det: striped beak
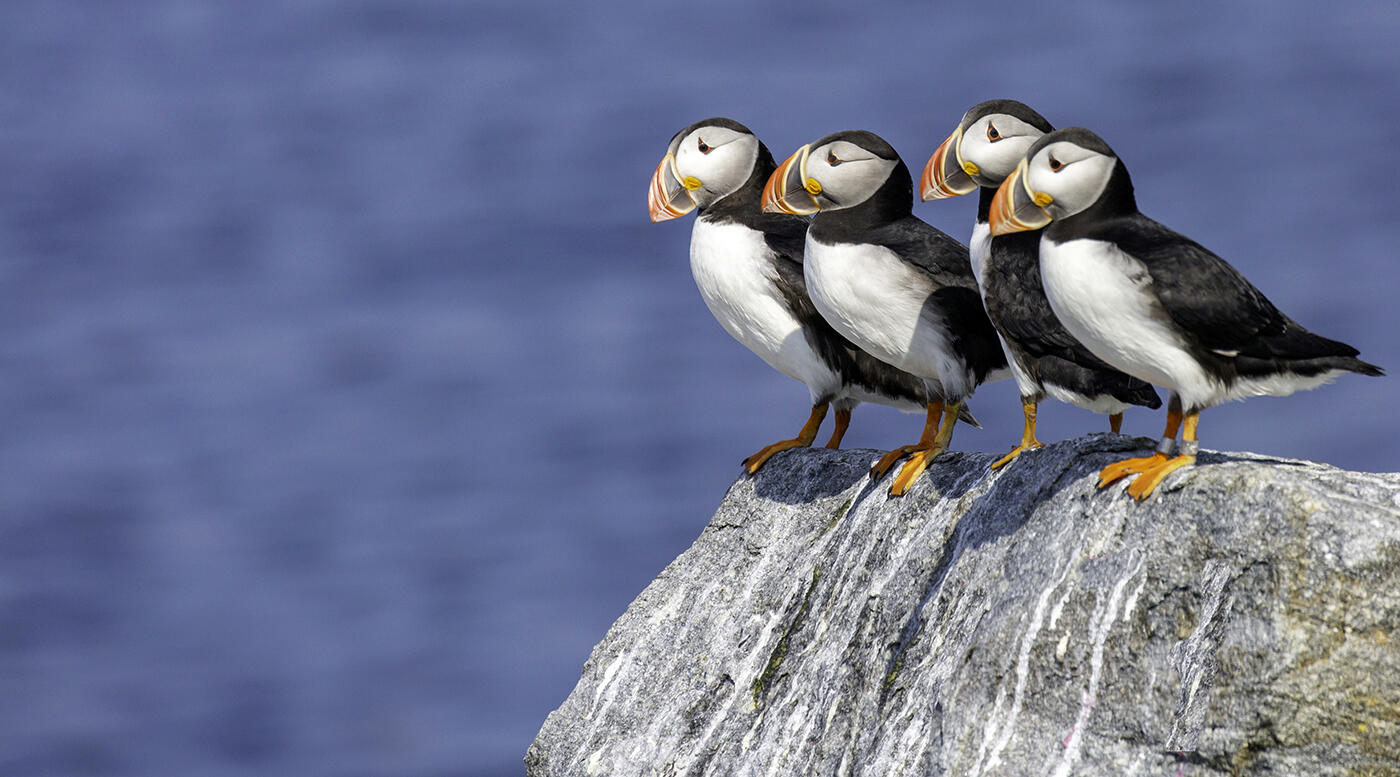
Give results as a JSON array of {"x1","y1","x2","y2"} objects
[
  {"x1": 761, "y1": 144, "x2": 820, "y2": 215},
  {"x1": 648, "y1": 153, "x2": 698, "y2": 222},
  {"x1": 988, "y1": 159, "x2": 1052, "y2": 235},
  {"x1": 920, "y1": 126, "x2": 978, "y2": 200}
]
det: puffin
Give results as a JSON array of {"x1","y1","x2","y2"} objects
[
  {"x1": 921, "y1": 100, "x2": 1160, "y2": 469},
  {"x1": 761, "y1": 130, "x2": 1006, "y2": 495},
  {"x1": 989, "y1": 126, "x2": 1383, "y2": 500},
  {"x1": 648, "y1": 117, "x2": 936, "y2": 474}
]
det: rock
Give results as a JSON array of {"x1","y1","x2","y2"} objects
[{"x1": 526, "y1": 435, "x2": 1400, "y2": 776}]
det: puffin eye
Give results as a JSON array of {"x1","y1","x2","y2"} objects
[
  {"x1": 1048, "y1": 155, "x2": 1063, "y2": 172},
  {"x1": 827, "y1": 151, "x2": 842, "y2": 167},
  {"x1": 697, "y1": 138, "x2": 711, "y2": 154},
  {"x1": 986, "y1": 124, "x2": 1001, "y2": 142}
]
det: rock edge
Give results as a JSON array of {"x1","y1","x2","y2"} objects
[{"x1": 529, "y1": 435, "x2": 1400, "y2": 776}]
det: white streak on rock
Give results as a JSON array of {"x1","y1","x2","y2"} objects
[
  {"x1": 977, "y1": 559, "x2": 1077, "y2": 776},
  {"x1": 1049, "y1": 555, "x2": 1143, "y2": 777}
]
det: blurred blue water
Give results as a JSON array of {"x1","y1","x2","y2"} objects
[{"x1": 1, "y1": 1, "x2": 1397, "y2": 775}]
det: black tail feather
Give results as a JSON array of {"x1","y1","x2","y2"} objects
[
  {"x1": 1036, "y1": 355, "x2": 1163, "y2": 409},
  {"x1": 1118, "y1": 379, "x2": 1164, "y2": 409},
  {"x1": 1233, "y1": 354, "x2": 1384, "y2": 379},
  {"x1": 1230, "y1": 316, "x2": 1382, "y2": 380},
  {"x1": 1355, "y1": 360, "x2": 1386, "y2": 377}
]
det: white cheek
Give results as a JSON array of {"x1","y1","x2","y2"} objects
[
  {"x1": 1042, "y1": 155, "x2": 1114, "y2": 216},
  {"x1": 693, "y1": 151, "x2": 727, "y2": 182},
  {"x1": 678, "y1": 142, "x2": 756, "y2": 203},
  {"x1": 673, "y1": 145, "x2": 701, "y2": 179},
  {"x1": 701, "y1": 153, "x2": 737, "y2": 192},
  {"x1": 979, "y1": 137, "x2": 1036, "y2": 181},
  {"x1": 824, "y1": 159, "x2": 895, "y2": 209},
  {"x1": 713, "y1": 141, "x2": 758, "y2": 195}
]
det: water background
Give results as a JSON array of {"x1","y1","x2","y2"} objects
[{"x1": 2, "y1": 2, "x2": 1397, "y2": 775}]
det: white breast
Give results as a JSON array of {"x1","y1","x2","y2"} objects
[
  {"x1": 802, "y1": 236, "x2": 972, "y2": 400},
  {"x1": 968, "y1": 221, "x2": 992, "y2": 290},
  {"x1": 689, "y1": 219, "x2": 839, "y2": 400},
  {"x1": 1038, "y1": 237, "x2": 1220, "y2": 409}
]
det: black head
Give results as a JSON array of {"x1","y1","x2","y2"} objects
[{"x1": 959, "y1": 100, "x2": 1053, "y2": 134}]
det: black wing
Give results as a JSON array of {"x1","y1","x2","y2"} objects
[
  {"x1": 978, "y1": 229, "x2": 1159, "y2": 406},
  {"x1": 861, "y1": 216, "x2": 980, "y2": 292},
  {"x1": 753, "y1": 211, "x2": 809, "y2": 266},
  {"x1": 1102, "y1": 215, "x2": 1360, "y2": 361},
  {"x1": 930, "y1": 284, "x2": 1008, "y2": 384},
  {"x1": 981, "y1": 230, "x2": 1109, "y2": 367}
]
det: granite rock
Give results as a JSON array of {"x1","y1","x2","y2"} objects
[{"x1": 528, "y1": 435, "x2": 1400, "y2": 776}]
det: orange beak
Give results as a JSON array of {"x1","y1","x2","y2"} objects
[
  {"x1": 647, "y1": 154, "x2": 697, "y2": 222},
  {"x1": 761, "y1": 145, "x2": 820, "y2": 215},
  {"x1": 920, "y1": 126, "x2": 978, "y2": 201},
  {"x1": 988, "y1": 159, "x2": 1052, "y2": 235}
]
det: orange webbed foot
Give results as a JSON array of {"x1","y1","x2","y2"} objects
[
  {"x1": 1125, "y1": 454, "x2": 1196, "y2": 500},
  {"x1": 990, "y1": 440, "x2": 1044, "y2": 470},
  {"x1": 742, "y1": 439, "x2": 808, "y2": 475},
  {"x1": 888, "y1": 445, "x2": 945, "y2": 496},
  {"x1": 870, "y1": 443, "x2": 924, "y2": 480},
  {"x1": 743, "y1": 404, "x2": 829, "y2": 474},
  {"x1": 1097, "y1": 453, "x2": 1168, "y2": 488}
]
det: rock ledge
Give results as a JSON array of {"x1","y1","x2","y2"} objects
[{"x1": 528, "y1": 436, "x2": 1400, "y2": 776}]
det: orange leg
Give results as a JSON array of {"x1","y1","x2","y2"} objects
[
  {"x1": 1098, "y1": 400, "x2": 1182, "y2": 488},
  {"x1": 871, "y1": 400, "x2": 943, "y2": 480},
  {"x1": 1108, "y1": 412, "x2": 1123, "y2": 434},
  {"x1": 889, "y1": 400, "x2": 962, "y2": 496},
  {"x1": 991, "y1": 398, "x2": 1045, "y2": 470},
  {"x1": 1126, "y1": 411, "x2": 1199, "y2": 500},
  {"x1": 743, "y1": 403, "x2": 828, "y2": 474},
  {"x1": 824, "y1": 407, "x2": 852, "y2": 449}
]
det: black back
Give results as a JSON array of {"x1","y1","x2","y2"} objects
[
  {"x1": 1039, "y1": 130, "x2": 1381, "y2": 382},
  {"x1": 1086, "y1": 213, "x2": 1375, "y2": 378}
]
